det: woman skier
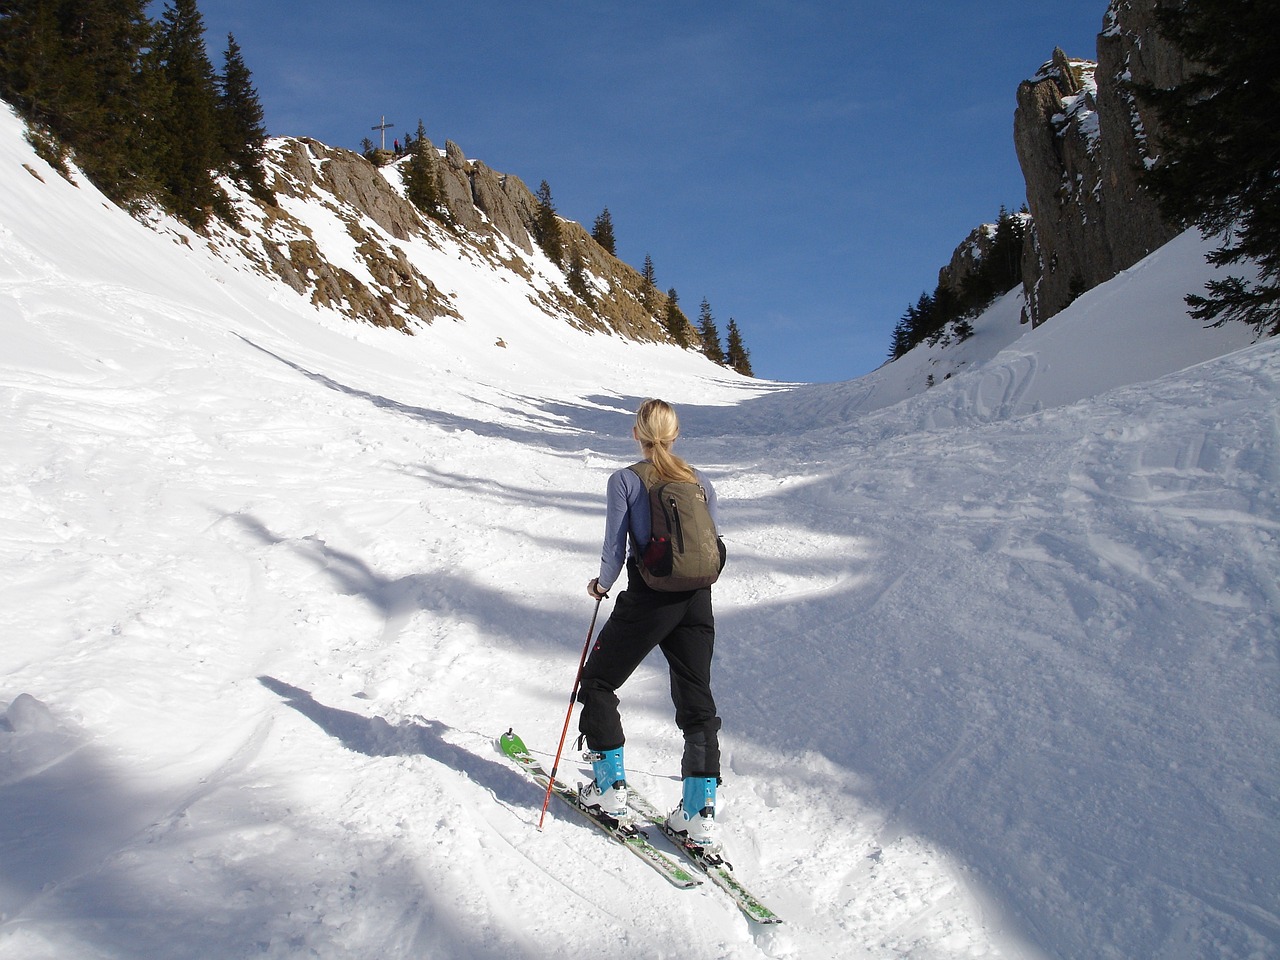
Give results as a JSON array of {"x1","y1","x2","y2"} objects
[{"x1": 577, "y1": 398, "x2": 724, "y2": 849}]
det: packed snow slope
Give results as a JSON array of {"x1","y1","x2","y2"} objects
[{"x1": 2, "y1": 104, "x2": 1278, "y2": 960}]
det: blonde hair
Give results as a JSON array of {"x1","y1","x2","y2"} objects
[{"x1": 635, "y1": 398, "x2": 697, "y2": 483}]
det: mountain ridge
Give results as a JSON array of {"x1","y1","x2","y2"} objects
[{"x1": 201, "y1": 132, "x2": 686, "y2": 349}]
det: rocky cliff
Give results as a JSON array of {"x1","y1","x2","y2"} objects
[
  {"x1": 208, "y1": 135, "x2": 679, "y2": 345},
  {"x1": 937, "y1": 222, "x2": 999, "y2": 300},
  {"x1": 1013, "y1": 0, "x2": 1188, "y2": 327}
]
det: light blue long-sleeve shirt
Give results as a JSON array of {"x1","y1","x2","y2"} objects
[{"x1": 597, "y1": 463, "x2": 719, "y2": 591}]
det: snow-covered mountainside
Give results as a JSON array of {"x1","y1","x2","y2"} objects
[
  {"x1": 2, "y1": 102, "x2": 1277, "y2": 960},
  {"x1": 200, "y1": 131, "x2": 677, "y2": 348}
]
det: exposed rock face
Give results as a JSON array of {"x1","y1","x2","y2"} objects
[
  {"x1": 938, "y1": 222, "x2": 997, "y2": 299},
  {"x1": 272, "y1": 138, "x2": 421, "y2": 242},
  {"x1": 438, "y1": 139, "x2": 483, "y2": 233},
  {"x1": 209, "y1": 134, "x2": 677, "y2": 345},
  {"x1": 1014, "y1": 49, "x2": 1104, "y2": 325},
  {"x1": 1093, "y1": 0, "x2": 1189, "y2": 252},
  {"x1": 469, "y1": 159, "x2": 533, "y2": 253},
  {"x1": 1013, "y1": 0, "x2": 1188, "y2": 327},
  {"x1": 247, "y1": 138, "x2": 457, "y2": 328}
]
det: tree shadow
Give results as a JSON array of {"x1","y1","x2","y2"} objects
[
  {"x1": 399, "y1": 463, "x2": 602, "y2": 517},
  {"x1": 0, "y1": 700, "x2": 526, "y2": 959},
  {"x1": 235, "y1": 335, "x2": 633, "y2": 454},
  {"x1": 235, "y1": 334, "x2": 807, "y2": 454},
  {"x1": 257, "y1": 677, "x2": 532, "y2": 807},
  {"x1": 222, "y1": 510, "x2": 577, "y2": 654}
]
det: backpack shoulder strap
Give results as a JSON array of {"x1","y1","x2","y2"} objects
[{"x1": 628, "y1": 460, "x2": 658, "y2": 488}]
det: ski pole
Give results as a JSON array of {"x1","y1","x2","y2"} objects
[{"x1": 538, "y1": 595, "x2": 604, "y2": 830}]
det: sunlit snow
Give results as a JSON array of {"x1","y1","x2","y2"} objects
[{"x1": 2, "y1": 103, "x2": 1277, "y2": 960}]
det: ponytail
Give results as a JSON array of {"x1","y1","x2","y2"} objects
[{"x1": 634, "y1": 399, "x2": 697, "y2": 483}]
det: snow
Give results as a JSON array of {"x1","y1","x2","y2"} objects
[
  {"x1": 1060, "y1": 69, "x2": 1100, "y2": 153},
  {"x1": 2, "y1": 102, "x2": 1278, "y2": 960}
]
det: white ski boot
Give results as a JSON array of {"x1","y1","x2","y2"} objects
[
  {"x1": 667, "y1": 776, "x2": 719, "y2": 850},
  {"x1": 579, "y1": 746, "x2": 628, "y2": 819}
]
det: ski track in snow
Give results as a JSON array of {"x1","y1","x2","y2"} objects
[{"x1": 3, "y1": 105, "x2": 1279, "y2": 959}]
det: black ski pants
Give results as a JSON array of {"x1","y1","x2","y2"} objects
[{"x1": 577, "y1": 559, "x2": 721, "y2": 779}]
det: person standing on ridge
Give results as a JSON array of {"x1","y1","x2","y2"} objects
[{"x1": 577, "y1": 398, "x2": 725, "y2": 849}]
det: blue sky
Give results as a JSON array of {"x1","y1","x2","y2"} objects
[{"x1": 192, "y1": 1, "x2": 1106, "y2": 383}]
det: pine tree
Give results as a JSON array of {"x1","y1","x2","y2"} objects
[
  {"x1": 697, "y1": 298, "x2": 724, "y2": 364},
  {"x1": 888, "y1": 311, "x2": 914, "y2": 360},
  {"x1": 534, "y1": 179, "x2": 563, "y2": 266},
  {"x1": 989, "y1": 206, "x2": 1027, "y2": 290},
  {"x1": 725, "y1": 318, "x2": 753, "y2": 377},
  {"x1": 591, "y1": 207, "x2": 616, "y2": 255},
  {"x1": 886, "y1": 202, "x2": 1030, "y2": 361},
  {"x1": 1, "y1": 0, "x2": 156, "y2": 201},
  {"x1": 903, "y1": 291, "x2": 934, "y2": 347},
  {"x1": 1, "y1": 0, "x2": 273, "y2": 223},
  {"x1": 152, "y1": 0, "x2": 224, "y2": 226},
  {"x1": 1141, "y1": 0, "x2": 1280, "y2": 336},
  {"x1": 401, "y1": 119, "x2": 445, "y2": 221},
  {"x1": 640, "y1": 254, "x2": 657, "y2": 310},
  {"x1": 217, "y1": 33, "x2": 270, "y2": 202},
  {"x1": 0, "y1": 1, "x2": 69, "y2": 134},
  {"x1": 926, "y1": 286, "x2": 962, "y2": 347},
  {"x1": 664, "y1": 288, "x2": 689, "y2": 346},
  {"x1": 566, "y1": 245, "x2": 594, "y2": 306}
]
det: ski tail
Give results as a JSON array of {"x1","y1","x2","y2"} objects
[
  {"x1": 626, "y1": 784, "x2": 783, "y2": 924},
  {"x1": 497, "y1": 730, "x2": 701, "y2": 890}
]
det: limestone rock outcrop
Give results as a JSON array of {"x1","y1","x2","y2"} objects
[
  {"x1": 938, "y1": 222, "x2": 998, "y2": 300},
  {"x1": 1013, "y1": 0, "x2": 1188, "y2": 327},
  {"x1": 209, "y1": 132, "x2": 678, "y2": 345}
]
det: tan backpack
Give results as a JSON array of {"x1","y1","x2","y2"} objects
[{"x1": 629, "y1": 461, "x2": 726, "y2": 591}]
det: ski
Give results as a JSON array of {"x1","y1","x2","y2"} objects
[
  {"x1": 497, "y1": 730, "x2": 701, "y2": 889},
  {"x1": 626, "y1": 787, "x2": 783, "y2": 924}
]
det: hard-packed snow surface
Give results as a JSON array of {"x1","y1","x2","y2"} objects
[{"x1": 2, "y1": 105, "x2": 1278, "y2": 959}]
